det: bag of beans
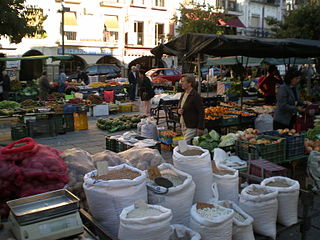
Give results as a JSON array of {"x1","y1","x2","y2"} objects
[
  {"x1": 147, "y1": 163, "x2": 196, "y2": 226},
  {"x1": 170, "y1": 224, "x2": 201, "y2": 240},
  {"x1": 218, "y1": 200, "x2": 254, "y2": 240},
  {"x1": 189, "y1": 203, "x2": 234, "y2": 240},
  {"x1": 173, "y1": 145, "x2": 213, "y2": 202},
  {"x1": 261, "y1": 176, "x2": 300, "y2": 226},
  {"x1": 239, "y1": 184, "x2": 278, "y2": 239},
  {"x1": 212, "y1": 162, "x2": 239, "y2": 203},
  {"x1": 83, "y1": 164, "x2": 147, "y2": 238},
  {"x1": 118, "y1": 202, "x2": 173, "y2": 240}
]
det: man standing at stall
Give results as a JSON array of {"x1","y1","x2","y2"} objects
[
  {"x1": 128, "y1": 66, "x2": 138, "y2": 101},
  {"x1": 39, "y1": 71, "x2": 50, "y2": 100},
  {"x1": 178, "y1": 74, "x2": 205, "y2": 144},
  {"x1": 258, "y1": 65, "x2": 283, "y2": 105}
]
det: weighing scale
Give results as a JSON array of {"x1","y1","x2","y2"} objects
[{"x1": 7, "y1": 189, "x2": 84, "y2": 240}]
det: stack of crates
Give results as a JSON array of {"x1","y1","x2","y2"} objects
[{"x1": 73, "y1": 112, "x2": 88, "y2": 130}]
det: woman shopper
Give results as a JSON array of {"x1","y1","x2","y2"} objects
[
  {"x1": 273, "y1": 68, "x2": 308, "y2": 130},
  {"x1": 138, "y1": 69, "x2": 154, "y2": 116},
  {"x1": 178, "y1": 74, "x2": 205, "y2": 144}
]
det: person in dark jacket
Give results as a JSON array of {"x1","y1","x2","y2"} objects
[
  {"x1": 178, "y1": 74, "x2": 205, "y2": 144},
  {"x1": 273, "y1": 68, "x2": 309, "y2": 129},
  {"x1": 138, "y1": 69, "x2": 154, "y2": 116},
  {"x1": 128, "y1": 66, "x2": 138, "y2": 101},
  {"x1": 39, "y1": 71, "x2": 50, "y2": 100}
]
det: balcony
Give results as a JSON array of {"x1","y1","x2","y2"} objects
[
  {"x1": 250, "y1": 0, "x2": 280, "y2": 6},
  {"x1": 100, "y1": 0, "x2": 124, "y2": 8},
  {"x1": 241, "y1": 27, "x2": 274, "y2": 38}
]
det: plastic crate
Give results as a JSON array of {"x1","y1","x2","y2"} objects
[
  {"x1": 64, "y1": 104, "x2": 79, "y2": 113},
  {"x1": 27, "y1": 119, "x2": 56, "y2": 138},
  {"x1": 52, "y1": 114, "x2": 66, "y2": 134},
  {"x1": 248, "y1": 159, "x2": 287, "y2": 178},
  {"x1": 241, "y1": 115, "x2": 257, "y2": 124},
  {"x1": 220, "y1": 115, "x2": 240, "y2": 127},
  {"x1": 235, "y1": 135, "x2": 286, "y2": 163},
  {"x1": 73, "y1": 112, "x2": 88, "y2": 130},
  {"x1": 205, "y1": 119, "x2": 221, "y2": 130},
  {"x1": 262, "y1": 130, "x2": 305, "y2": 158},
  {"x1": 305, "y1": 104, "x2": 320, "y2": 116},
  {"x1": 105, "y1": 135, "x2": 161, "y2": 153},
  {"x1": 64, "y1": 113, "x2": 74, "y2": 131},
  {"x1": 11, "y1": 124, "x2": 28, "y2": 140},
  {"x1": 119, "y1": 104, "x2": 132, "y2": 113}
]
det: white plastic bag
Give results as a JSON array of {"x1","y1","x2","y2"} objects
[
  {"x1": 170, "y1": 224, "x2": 201, "y2": 240},
  {"x1": 212, "y1": 163, "x2": 239, "y2": 203},
  {"x1": 173, "y1": 145, "x2": 213, "y2": 202},
  {"x1": 261, "y1": 176, "x2": 300, "y2": 226},
  {"x1": 147, "y1": 163, "x2": 196, "y2": 225},
  {"x1": 118, "y1": 204, "x2": 173, "y2": 240},
  {"x1": 141, "y1": 118, "x2": 158, "y2": 140},
  {"x1": 119, "y1": 147, "x2": 165, "y2": 170},
  {"x1": 239, "y1": 184, "x2": 278, "y2": 239},
  {"x1": 83, "y1": 164, "x2": 147, "y2": 238},
  {"x1": 218, "y1": 201, "x2": 255, "y2": 240},
  {"x1": 255, "y1": 113, "x2": 273, "y2": 132},
  {"x1": 92, "y1": 150, "x2": 129, "y2": 166},
  {"x1": 189, "y1": 203, "x2": 234, "y2": 240}
]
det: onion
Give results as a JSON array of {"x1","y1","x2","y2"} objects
[{"x1": 306, "y1": 147, "x2": 313, "y2": 153}]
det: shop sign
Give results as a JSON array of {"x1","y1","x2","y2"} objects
[
  {"x1": 57, "y1": 48, "x2": 119, "y2": 55},
  {"x1": 6, "y1": 60, "x2": 20, "y2": 69}
]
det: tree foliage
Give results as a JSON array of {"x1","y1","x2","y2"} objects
[
  {"x1": 0, "y1": 0, "x2": 47, "y2": 43},
  {"x1": 266, "y1": 3, "x2": 320, "y2": 40},
  {"x1": 172, "y1": 3, "x2": 230, "y2": 37}
]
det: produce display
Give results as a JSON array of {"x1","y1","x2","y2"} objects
[
  {"x1": 304, "y1": 138, "x2": 320, "y2": 153},
  {"x1": 306, "y1": 126, "x2": 320, "y2": 141},
  {"x1": 204, "y1": 106, "x2": 256, "y2": 121},
  {"x1": 192, "y1": 130, "x2": 220, "y2": 151},
  {"x1": 87, "y1": 94, "x2": 104, "y2": 105},
  {"x1": 96, "y1": 114, "x2": 145, "y2": 132},
  {"x1": 67, "y1": 98, "x2": 86, "y2": 104}
]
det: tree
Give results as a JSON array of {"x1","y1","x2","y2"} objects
[
  {"x1": 172, "y1": 3, "x2": 230, "y2": 37},
  {"x1": 266, "y1": 2, "x2": 320, "y2": 40},
  {"x1": 0, "y1": 0, "x2": 47, "y2": 43}
]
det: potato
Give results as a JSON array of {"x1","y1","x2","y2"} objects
[{"x1": 306, "y1": 147, "x2": 313, "y2": 153}]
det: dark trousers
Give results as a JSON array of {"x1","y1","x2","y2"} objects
[
  {"x1": 273, "y1": 116, "x2": 296, "y2": 130},
  {"x1": 129, "y1": 84, "x2": 136, "y2": 101},
  {"x1": 265, "y1": 95, "x2": 276, "y2": 105}
]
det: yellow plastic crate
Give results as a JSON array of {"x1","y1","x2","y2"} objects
[{"x1": 119, "y1": 104, "x2": 132, "y2": 113}]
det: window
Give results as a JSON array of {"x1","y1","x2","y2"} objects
[
  {"x1": 154, "y1": 0, "x2": 165, "y2": 7},
  {"x1": 131, "y1": 0, "x2": 145, "y2": 5},
  {"x1": 155, "y1": 23, "x2": 165, "y2": 45},
  {"x1": 103, "y1": 15, "x2": 119, "y2": 43},
  {"x1": 65, "y1": 31, "x2": 77, "y2": 40},
  {"x1": 134, "y1": 21, "x2": 144, "y2": 45},
  {"x1": 64, "y1": 12, "x2": 77, "y2": 26},
  {"x1": 251, "y1": 15, "x2": 260, "y2": 28},
  {"x1": 165, "y1": 69, "x2": 175, "y2": 75}
]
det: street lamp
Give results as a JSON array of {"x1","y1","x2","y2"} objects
[{"x1": 58, "y1": 2, "x2": 70, "y2": 71}]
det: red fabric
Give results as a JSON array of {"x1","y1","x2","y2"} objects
[
  {"x1": 0, "y1": 137, "x2": 69, "y2": 217},
  {"x1": 259, "y1": 74, "x2": 282, "y2": 97},
  {"x1": 219, "y1": 17, "x2": 246, "y2": 28}
]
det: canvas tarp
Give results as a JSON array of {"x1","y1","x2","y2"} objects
[{"x1": 151, "y1": 33, "x2": 320, "y2": 59}]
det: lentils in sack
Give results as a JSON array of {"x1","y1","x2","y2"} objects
[{"x1": 94, "y1": 168, "x2": 140, "y2": 180}]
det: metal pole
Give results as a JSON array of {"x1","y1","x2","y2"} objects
[
  {"x1": 197, "y1": 53, "x2": 201, "y2": 94},
  {"x1": 62, "y1": 4, "x2": 65, "y2": 56}
]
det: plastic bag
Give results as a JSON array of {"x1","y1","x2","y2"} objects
[
  {"x1": 239, "y1": 184, "x2": 278, "y2": 239},
  {"x1": 83, "y1": 164, "x2": 147, "y2": 238},
  {"x1": 189, "y1": 203, "x2": 234, "y2": 240},
  {"x1": 118, "y1": 204, "x2": 173, "y2": 240},
  {"x1": 92, "y1": 150, "x2": 129, "y2": 166},
  {"x1": 261, "y1": 176, "x2": 300, "y2": 226},
  {"x1": 104, "y1": 90, "x2": 114, "y2": 103},
  {"x1": 255, "y1": 114, "x2": 273, "y2": 132},
  {"x1": 173, "y1": 145, "x2": 213, "y2": 202},
  {"x1": 147, "y1": 163, "x2": 196, "y2": 225},
  {"x1": 119, "y1": 147, "x2": 165, "y2": 170},
  {"x1": 170, "y1": 224, "x2": 201, "y2": 240},
  {"x1": 61, "y1": 148, "x2": 95, "y2": 209},
  {"x1": 217, "y1": 201, "x2": 254, "y2": 240},
  {"x1": 141, "y1": 118, "x2": 158, "y2": 140},
  {"x1": 212, "y1": 164, "x2": 239, "y2": 203}
]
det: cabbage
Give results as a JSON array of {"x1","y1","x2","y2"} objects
[
  {"x1": 199, "y1": 140, "x2": 219, "y2": 151},
  {"x1": 208, "y1": 130, "x2": 220, "y2": 141},
  {"x1": 218, "y1": 133, "x2": 237, "y2": 147},
  {"x1": 192, "y1": 136, "x2": 199, "y2": 146}
]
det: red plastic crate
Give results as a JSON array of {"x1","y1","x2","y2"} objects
[
  {"x1": 305, "y1": 104, "x2": 320, "y2": 117},
  {"x1": 249, "y1": 159, "x2": 287, "y2": 179},
  {"x1": 294, "y1": 115, "x2": 314, "y2": 132}
]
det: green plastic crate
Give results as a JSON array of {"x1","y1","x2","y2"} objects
[
  {"x1": 220, "y1": 115, "x2": 240, "y2": 127},
  {"x1": 11, "y1": 125, "x2": 28, "y2": 140},
  {"x1": 235, "y1": 135, "x2": 286, "y2": 163},
  {"x1": 52, "y1": 114, "x2": 66, "y2": 134},
  {"x1": 64, "y1": 113, "x2": 74, "y2": 132}
]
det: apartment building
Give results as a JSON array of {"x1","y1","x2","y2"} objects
[{"x1": 0, "y1": 0, "x2": 177, "y2": 80}]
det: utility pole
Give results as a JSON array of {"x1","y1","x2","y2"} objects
[{"x1": 58, "y1": 1, "x2": 70, "y2": 70}]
